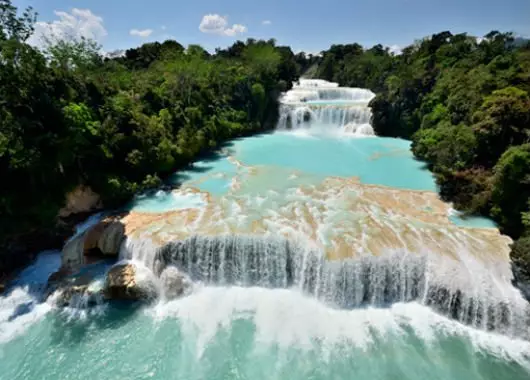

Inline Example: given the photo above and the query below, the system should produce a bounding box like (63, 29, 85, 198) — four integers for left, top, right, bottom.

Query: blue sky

(15, 0, 530, 53)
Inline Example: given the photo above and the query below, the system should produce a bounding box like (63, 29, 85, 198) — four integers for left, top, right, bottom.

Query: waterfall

(278, 79, 376, 135)
(120, 235, 530, 339)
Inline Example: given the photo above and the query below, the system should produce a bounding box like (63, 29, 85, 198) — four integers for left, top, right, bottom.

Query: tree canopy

(0, 1, 300, 247)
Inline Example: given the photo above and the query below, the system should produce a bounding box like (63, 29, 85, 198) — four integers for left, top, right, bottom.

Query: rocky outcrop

(61, 216, 126, 272)
(46, 268, 105, 307)
(511, 237, 530, 302)
(103, 263, 157, 301)
(58, 186, 103, 218)
(54, 285, 103, 308)
(160, 266, 192, 299)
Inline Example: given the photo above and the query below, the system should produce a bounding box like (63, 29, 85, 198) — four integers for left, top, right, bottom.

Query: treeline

(315, 31, 530, 285)
(0, 1, 299, 247)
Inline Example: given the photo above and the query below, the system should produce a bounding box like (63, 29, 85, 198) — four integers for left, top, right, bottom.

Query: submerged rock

(54, 285, 103, 308)
(46, 268, 106, 308)
(160, 266, 192, 300)
(104, 263, 157, 301)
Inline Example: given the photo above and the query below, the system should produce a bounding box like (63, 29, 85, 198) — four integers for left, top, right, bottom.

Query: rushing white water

(117, 235, 530, 339)
(278, 78, 375, 134)
(0, 251, 60, 344)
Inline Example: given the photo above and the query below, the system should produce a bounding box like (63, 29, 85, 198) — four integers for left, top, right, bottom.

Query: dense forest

(0, 1, 299, 277)
(313, 32, 530, 287)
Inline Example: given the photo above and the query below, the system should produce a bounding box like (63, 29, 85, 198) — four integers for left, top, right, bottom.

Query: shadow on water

(163, 131, 275, 190)
(49, 302, 141, 347)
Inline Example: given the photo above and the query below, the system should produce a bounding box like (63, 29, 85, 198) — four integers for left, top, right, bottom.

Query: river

(0, 79, 529, 379)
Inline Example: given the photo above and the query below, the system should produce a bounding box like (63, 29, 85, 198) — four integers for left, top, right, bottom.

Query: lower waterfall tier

(119, 235, 530, 339)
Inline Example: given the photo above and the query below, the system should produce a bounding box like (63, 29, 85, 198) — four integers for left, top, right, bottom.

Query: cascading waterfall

(278, 78, 376, 134)
(119, 235, 530, 339)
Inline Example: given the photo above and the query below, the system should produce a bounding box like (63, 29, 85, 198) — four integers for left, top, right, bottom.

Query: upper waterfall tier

(282, 79, 375, 104)
(278, 79, 376, 135)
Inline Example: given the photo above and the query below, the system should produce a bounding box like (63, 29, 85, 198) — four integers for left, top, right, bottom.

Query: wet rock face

(46, 270, 105, 307)
(61, 216, 126, 272)
(83, 217, 126, 256)
(54, 285, 103, 308)
(103, 263, 156, 301)
(160, 266, 192, 300)
(511, 237, 530, 302)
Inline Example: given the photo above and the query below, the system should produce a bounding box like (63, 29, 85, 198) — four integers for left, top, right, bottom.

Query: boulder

(59, 216, 126, 273)
(53, 284, 104, 308)
(47, 269, 105, 307)
(160, 266, 192, 300)
(46, 267, 72, 292)
(58, 186, 102, 218)
(97, 220, 125, 255)
(104, 263, 157, 301)
(83, 216, 125, 256)
(61, 235, 86, 272)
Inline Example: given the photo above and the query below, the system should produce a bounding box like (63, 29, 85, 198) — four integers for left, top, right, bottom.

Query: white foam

(0, 287, 52, 344)
(278, 79, 375, 135)
(0, 251, 63, 344)
(147, 286, 530, 367)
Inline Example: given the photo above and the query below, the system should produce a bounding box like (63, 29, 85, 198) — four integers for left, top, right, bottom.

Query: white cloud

(161, 25, 167, 31)
(130, 28, 154, 38)
(199, 14, 247, 37)
(262, 20, 272, 25)
(388, 44, 402, 55)
(28, 8, 107, 47)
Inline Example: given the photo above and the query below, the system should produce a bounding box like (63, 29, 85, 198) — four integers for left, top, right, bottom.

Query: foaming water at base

(148, 287, 530, 365)
(0, 251, 60, 344)
(1, 287, 529, 380)
(118, 235, 529, 338)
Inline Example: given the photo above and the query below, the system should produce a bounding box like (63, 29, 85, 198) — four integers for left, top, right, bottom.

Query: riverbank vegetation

(314, 32, 530, 287)
(0, 1, 299, 274)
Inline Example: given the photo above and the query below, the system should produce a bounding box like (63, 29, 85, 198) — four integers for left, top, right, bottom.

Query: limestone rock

(97, 220, 125, 255)
(60, 216, 126, 273)
(47, 269, 105, 307)
(61, 235, 86, 272)
(160, 266, 192, 300)
(55, 285, 86, 307)
(104, 263, 156, 301)
(53, 284, 103, 308)
(46, 267, 71, 291)
(83, 217, 125, 256)
(59, 186, 102, 218)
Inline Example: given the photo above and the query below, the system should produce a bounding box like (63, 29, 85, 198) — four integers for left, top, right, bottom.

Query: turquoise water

(449, 212, 497, 229)
(130, 131, 494, 228)
(232, 133, 436, 190)
(1, 284, 530, 380)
